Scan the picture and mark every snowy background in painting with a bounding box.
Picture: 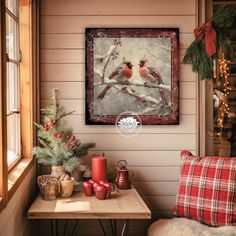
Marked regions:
[93,37,172,116]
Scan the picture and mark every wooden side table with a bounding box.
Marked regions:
[28,187,151,236]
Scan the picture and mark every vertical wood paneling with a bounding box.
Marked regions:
[40,0,198,235]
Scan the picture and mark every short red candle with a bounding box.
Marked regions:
[104,182,112,199]
[95,184,106,200]
[92,156,107,182]
[82,181,93,197]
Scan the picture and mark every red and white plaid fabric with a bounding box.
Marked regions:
[173,150,236,226]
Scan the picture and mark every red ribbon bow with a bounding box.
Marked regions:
[194,21,216,57]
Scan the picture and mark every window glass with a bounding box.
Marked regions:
[7,113,21,168]
[5,0,21,169]
[6,14,19,61]
[6,63,20,113]
[6,0,18,17]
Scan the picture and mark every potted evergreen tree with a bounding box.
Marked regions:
[33,89,95,177]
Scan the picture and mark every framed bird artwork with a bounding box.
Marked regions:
[86,28,179,125]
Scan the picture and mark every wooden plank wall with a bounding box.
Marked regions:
[40,0,198,235]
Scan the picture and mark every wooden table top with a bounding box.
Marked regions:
[27,187,151,219]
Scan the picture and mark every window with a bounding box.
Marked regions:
[0,0,35,210]
[6,0,21,170]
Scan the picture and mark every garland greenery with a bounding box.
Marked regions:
[183,5,236,80]
[33,89,95,174]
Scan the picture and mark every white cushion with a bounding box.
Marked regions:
[147,218,236,236]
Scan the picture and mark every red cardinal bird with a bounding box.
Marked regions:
[139,57,168,106]
[97,59,133,99]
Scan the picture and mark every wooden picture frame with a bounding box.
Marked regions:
[86,28,179,125]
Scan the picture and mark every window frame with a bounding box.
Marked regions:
[0,0,36,210]
[6,1,22,170]
[0,0,8,211]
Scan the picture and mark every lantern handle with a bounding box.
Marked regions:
[116,160,128,170]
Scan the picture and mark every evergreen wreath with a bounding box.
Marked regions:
[183,5,236,80]
[33,89,95,174]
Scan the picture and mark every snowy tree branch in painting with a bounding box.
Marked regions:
[94,39,122,83]
[94,41,170,109]
[94,79,171,91]
[94,69,170,108]
[111,85,162,106]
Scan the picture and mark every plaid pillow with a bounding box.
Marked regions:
[173,150,236,226]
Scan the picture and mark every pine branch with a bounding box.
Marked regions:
[64,151,73,159]
[183,39,213,79]
[63,156,79,173]
[33,122,43,130]
[33,146,56,166]
[59,110,75,119]
[38,137,50,149]
[212,5,236,28]
[182,5,236,80]
[75,143,95,157]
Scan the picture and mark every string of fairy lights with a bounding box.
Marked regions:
[216,54,231,136]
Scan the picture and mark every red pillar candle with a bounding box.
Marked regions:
[92,156,107,182]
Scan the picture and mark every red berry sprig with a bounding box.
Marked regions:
[53,132,57,138]
[43,124,50,131]
[57,131,63,139]
[52,119,57,125]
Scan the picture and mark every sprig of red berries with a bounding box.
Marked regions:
[42,118,80,149]
[43,119,57,131]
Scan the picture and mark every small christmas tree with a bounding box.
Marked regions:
[33,89,95,174]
